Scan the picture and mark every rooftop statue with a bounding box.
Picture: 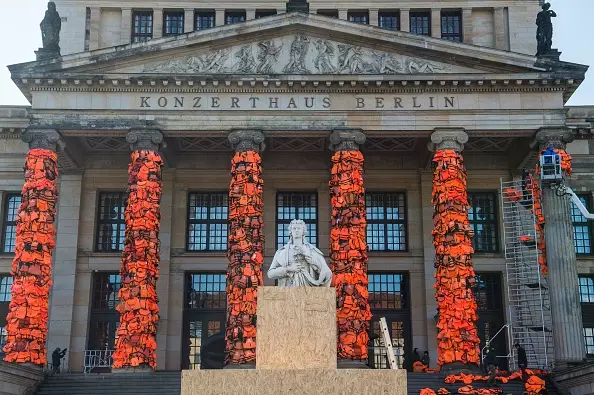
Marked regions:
[536,2,556,56]
[268,219,332,287]
[40,1,61,53]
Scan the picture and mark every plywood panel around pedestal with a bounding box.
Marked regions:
[181,369,408,395]
[256,286,337,370]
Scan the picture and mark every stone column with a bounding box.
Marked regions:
[184,9,195,33]
[3,128,62,367]
[215,9,225,26]
[328,130,372,368]
[89,7,101,50]
[225,130,265,367]
[400,9,410,32]
[431,9,441,38]
[112,129,165,372]
[462,8,472,44]
[429,129,480,373]
[534,127,586,368]
[246,9,256,21]
[494,7,506,50]
[121,8,132,45]
[153,9,163,39]
[338,9,348,21]
[369,9,379,26]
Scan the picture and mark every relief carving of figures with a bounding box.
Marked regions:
[146,57,200,73]
[313,40,336,74]
[234,45,257,73]
[404,57,448,73]
[283,35,311,74]
[371,51,403,74]
[199,48,231,73]
[256,40,282,73]
[337,45,371,74]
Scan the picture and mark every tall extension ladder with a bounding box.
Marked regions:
[500,179,554,370]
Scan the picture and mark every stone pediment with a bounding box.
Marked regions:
[129,35,476,75]
[10,12,564,80]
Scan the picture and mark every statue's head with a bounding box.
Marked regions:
[288,219,307,243]
[48,1,56,12]
[543,2,551,10]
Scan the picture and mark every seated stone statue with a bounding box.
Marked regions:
[268,219,332,287]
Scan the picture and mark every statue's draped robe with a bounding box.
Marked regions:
[41,9,61,50]
[268,243,332,287]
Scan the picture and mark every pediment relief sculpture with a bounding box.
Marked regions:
[141,35,476,75]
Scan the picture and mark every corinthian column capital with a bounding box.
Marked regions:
[126,128,165,151]
[532,127,574,151]
[329,129,366,151]
[21,127,63,151]
[428,128,468,152]
[228,130,265,152]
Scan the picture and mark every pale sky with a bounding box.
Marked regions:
[0,0,592,106]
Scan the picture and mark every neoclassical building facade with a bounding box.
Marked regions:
[0,0,593,377]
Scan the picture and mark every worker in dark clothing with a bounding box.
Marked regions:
[515,342,529,381]
[51,347,67,374]
[413,348,421,363]
[485,347,498,385]
[421,351,430,366]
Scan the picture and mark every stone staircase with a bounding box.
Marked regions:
[35,371,181,395]
[407,372,559,395]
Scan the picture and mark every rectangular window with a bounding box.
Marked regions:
[256,10,277,18]
[91,273,121,310]
[2,194,21,253]
[572,195,592,255]
[0,275,12,302]
[84,7,91,51]
[164,11,184,36]
[348,11,369,25]
[441,11,462,41]
[187,192,228,251]
[195,11,215,31]
[584,327,594,356]
[366,192,407,251]
[317,10,338,18]
[410,12,430,35]
[132,11,153,43]
[185,273,226,309]
[276,192,318,248]
[468,192,499,253]
[368,273,406,309]
[474,273,503,311]
[579,276,594,304]
[95,192,127,252]
[379,12,399,30]
[225,11,246,25]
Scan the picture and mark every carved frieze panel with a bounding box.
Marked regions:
[465,136,516,152]
[141,35,476,75]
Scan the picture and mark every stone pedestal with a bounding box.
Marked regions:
[257,286,336,370]
[181,286,407,394]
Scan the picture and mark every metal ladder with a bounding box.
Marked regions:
[500,179,554,370]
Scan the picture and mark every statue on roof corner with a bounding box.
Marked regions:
[536,2,556,56]
[40,1,61,54]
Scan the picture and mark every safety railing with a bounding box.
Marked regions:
[83,349,114,374]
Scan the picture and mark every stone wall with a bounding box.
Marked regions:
[0,362,44,395]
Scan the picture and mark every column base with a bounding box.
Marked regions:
[112,364,153,374]
[223,362,256,370]
[337,359,369,369]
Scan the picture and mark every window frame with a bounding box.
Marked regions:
[474,272,504,312]
[365,191,408,252]
[95,191,127,253]
[409,12,431,36]
[579,275,594,358]
[368,272,408,310]
[225,11,246,25]
[378,11,400,30]
[1,193,21,254]
[184,272,227,310]
[317,10,338,18]
[441,11,462,42]
[348,11,369,25]
[195,10,216,31]
[87,272,121,352]
[255,10,277,19]
[275,191,319,249]
[467,191,500,253]
[131,10,154,43]
[163,10,185,36]
[186,192,229,252]
[572,194,593,255]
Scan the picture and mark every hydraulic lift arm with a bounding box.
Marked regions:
[554,184,594,220]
